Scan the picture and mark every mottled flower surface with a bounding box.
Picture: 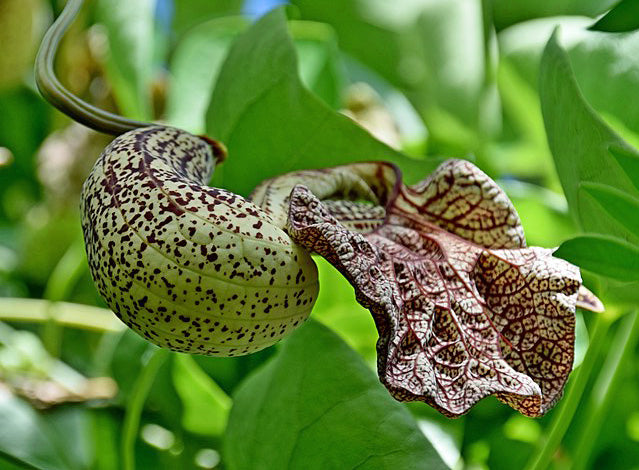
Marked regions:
[254,159,603,417]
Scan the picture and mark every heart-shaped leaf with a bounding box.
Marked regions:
[206,8,437,196]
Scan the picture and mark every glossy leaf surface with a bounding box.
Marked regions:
[224,320,447,470]
[205,8,434,196]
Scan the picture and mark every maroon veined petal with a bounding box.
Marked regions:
[279,159,602,417]
[395,159,526,249]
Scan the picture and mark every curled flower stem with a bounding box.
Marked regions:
[35,0,151,135]
[524,314,611,470]
[571,311,639,470]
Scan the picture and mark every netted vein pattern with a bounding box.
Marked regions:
[277,159,600,417]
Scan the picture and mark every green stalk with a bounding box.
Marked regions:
[571,311,639,470]
[121,348,169,470]
[42,239,87,355]
[524,314,611,470]
[0,297,123,332]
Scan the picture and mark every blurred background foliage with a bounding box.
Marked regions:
[1,0,639,468]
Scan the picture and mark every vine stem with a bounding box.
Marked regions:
[571,311,639,470]
[121,348,170,470]
[523,313,611,470]
[35,0,150,135]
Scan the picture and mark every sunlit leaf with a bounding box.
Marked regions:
[292,0,499,153]
[501,18,639,141]
[555,234,639,281]
[172,354,231,436]
[167,18,342,134]
[539,31,639,242]
[290,0,406,90]
[290,21,343,109]
[96,0,156,120]
[205,8,435,196]
[224,320,447,470]
[172,0,243,36]
[166,17,247,134]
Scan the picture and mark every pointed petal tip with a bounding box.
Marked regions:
[576,285,605,313]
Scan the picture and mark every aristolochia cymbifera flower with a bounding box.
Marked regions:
[254,159,603,417]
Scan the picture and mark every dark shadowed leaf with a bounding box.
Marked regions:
[492,0,615,30]
[555,234,639,281]
[590,0,639,32]
[205,8,435,196]
[224,321,447,470]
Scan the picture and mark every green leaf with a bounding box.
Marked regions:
[413,0,499,143]
[609,143,639,191]
[555,234,639,281]
[290,21,343,109]
[591,0,639,32]
[290,0,405,90]
[96,0,156,120]
[500,19,639,139]
[166,17,247,134]
[502,180,576,247]
[172,0,243,36]
[205,8,435,196]
[172,354,231,436]
[0,393,69,470]
[109,331,183,428]
[312,258,378,363]
[167,18,342,134]
[539,31,639,241]
[223,321,447,470]
[580,182,639,235]
[491,0,615,30]
[292,0,498,154]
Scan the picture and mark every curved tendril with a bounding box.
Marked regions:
[35,0,152,135]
